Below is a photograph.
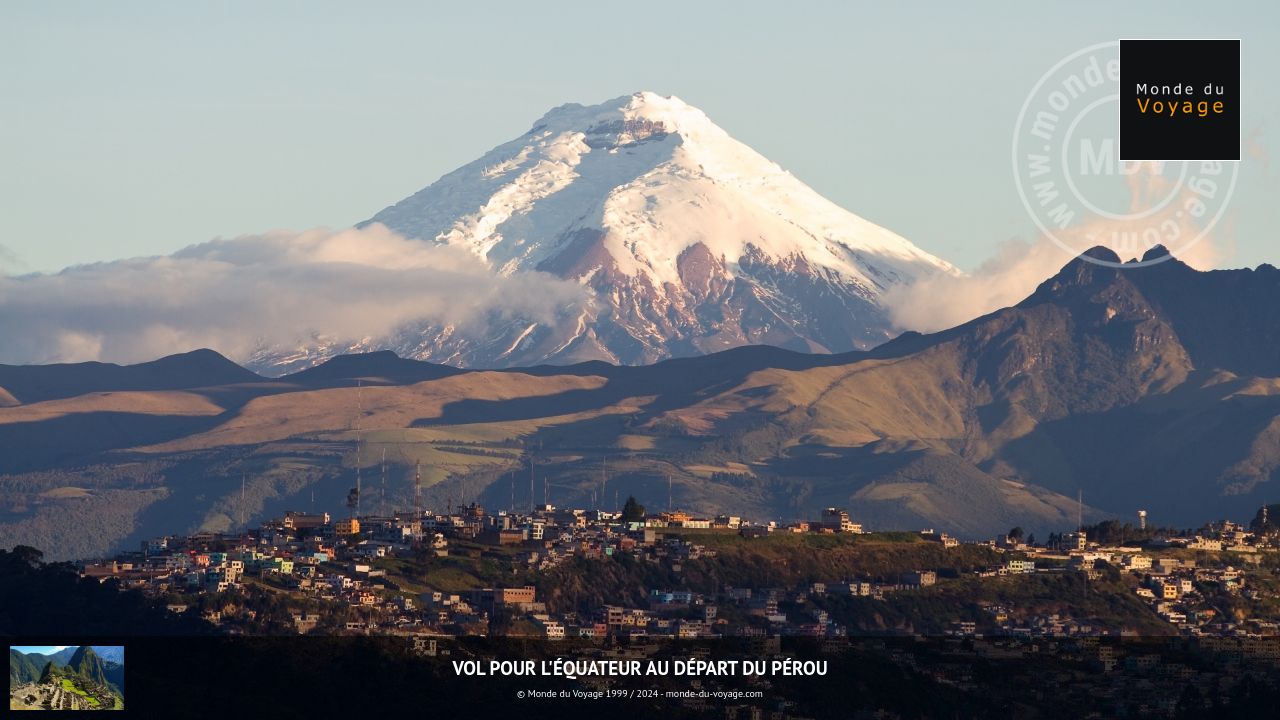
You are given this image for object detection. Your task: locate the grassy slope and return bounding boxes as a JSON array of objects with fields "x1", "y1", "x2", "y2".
[
  {"x1": 60, "y1": 677, "x2": 101, "y2": 708},
  {"x1": 0, "y1": 390, "x2": 225, "y2": 426}
]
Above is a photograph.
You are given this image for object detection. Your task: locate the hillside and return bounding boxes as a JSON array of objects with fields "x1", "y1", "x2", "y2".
[
  {"x1": 0, "y1": 349, "x2": 261, "y2": 404},
  {"x1": 8, "y1": 650, "x2": 42, "y2": 690}
]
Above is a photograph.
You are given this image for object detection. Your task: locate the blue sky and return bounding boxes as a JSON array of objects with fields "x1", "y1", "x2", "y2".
[
  {"x1": 10, "y1": 645, "x2": 68, "y2": 655},
  {"x1": 1, "y1": 1, "x2": 1277, "y2": 274}
]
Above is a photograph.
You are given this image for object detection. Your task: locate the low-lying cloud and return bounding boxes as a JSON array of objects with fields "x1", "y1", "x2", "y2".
[
  {"x1": 0, "y1": 224, "x2": 588, "y2": 366},
  {"x1": 885, "y1": 163, "x2": 1232, "y2": 334},
  {"x1": 883, "y1": 237, "x2": 1072, "y2": 333}
]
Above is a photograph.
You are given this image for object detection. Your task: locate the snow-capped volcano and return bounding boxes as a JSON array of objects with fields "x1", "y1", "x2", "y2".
[{"x1": 256, "y1": 92, "x2": 956, "y2": 372}]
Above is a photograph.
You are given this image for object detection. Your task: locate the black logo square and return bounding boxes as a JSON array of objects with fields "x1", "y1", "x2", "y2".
[{"x1": 1120, "y1": 39, "x2": 1240, "y2": 161}]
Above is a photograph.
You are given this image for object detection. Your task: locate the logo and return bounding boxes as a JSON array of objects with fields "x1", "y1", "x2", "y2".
[
  {"x1": 1013, "y1": 41, "x2": 1238, "y2": 268},
  {"x1": 1120, "y1": 39, "x2": 1240, "y2": 161}
]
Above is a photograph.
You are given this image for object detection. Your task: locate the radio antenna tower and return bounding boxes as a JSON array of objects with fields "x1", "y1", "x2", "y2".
[
  {"x1": 1077, "y1": 489, "x2": 1083, "y2": 531},
  {"x1": 240, "y1": 472, "x2": 246, "y2": 528},
  {"x1": 413, "y1": 459, "x2": 422, "y2": 520},
  {"x1": 380, "y1": 448, "x2": 387, "y2": 518},
  {"x1": 354, "y1": 380, "x2": 363, "y2": 518}
]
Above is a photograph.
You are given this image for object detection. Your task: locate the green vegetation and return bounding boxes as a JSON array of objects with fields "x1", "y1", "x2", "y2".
[
  {"x1": 621, "y1": 496, "x2": 645, "y2": 523},
  {"x1": 60, "y1": 677, "x2": 101, "y2": 708},
  {"x1": 1079, "y1": 519, "x2": 1186, "y2": 546},
  {"x1": 9, "y1": 649, "x2": 43, "y2": 689},
  {"x1": 534, "y1": 533, "x2": 1001, "y2": 615},
  {"x1": 372, "y1": 541, "x2": 532, "y2": 594}
]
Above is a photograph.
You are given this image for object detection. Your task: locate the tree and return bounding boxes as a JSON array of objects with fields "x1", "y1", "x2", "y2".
[
  {"x1": 1250, "y1": 504, "x2": 1279, "y2": 534},
  {"x1": 621, "y1": 496, "x2": 646, "y2": 523},
  {"x1": 10, "y1": 545, "x2": 44, "y2": 568}
]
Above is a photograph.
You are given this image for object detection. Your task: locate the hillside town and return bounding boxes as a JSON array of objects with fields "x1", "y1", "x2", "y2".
[{"x1": 71, "y1": 498, "x2": 1280, "y2": 645}]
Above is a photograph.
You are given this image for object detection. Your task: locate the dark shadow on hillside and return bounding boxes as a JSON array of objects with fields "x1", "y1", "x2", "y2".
[
  {"x1": 0, "y1": 349, "x2": 259, "y2": 404},
  {"x1": 417, "y1": 345, "x2": 858, "y2": 428},
  {"x1": 280, "y1": 350, "x2": 467, "y2": 388},
  {"x1": 0, "y1": 412, "x2": 228, "y2": 472},
  {"x1": 997, "y1": 384, "x2": 1280, "y2": 527}
]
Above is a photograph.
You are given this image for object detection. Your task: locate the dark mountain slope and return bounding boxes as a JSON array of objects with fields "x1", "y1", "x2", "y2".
[
  {"x1": 0, "y1": 349, "x2": 261, "y2": 404},
  {"x1": 9, "y1": 649, "x2": 43, "y2": 689},
  {"x1": 1122, "y1": 246, "x2": 1280, "y2": 377},
  {"x1": 66, "y1": 646, "x2": 108, "y2": 686},
  {"x1": 282, "y1": 350, "x2": 465, "y2": 387}
]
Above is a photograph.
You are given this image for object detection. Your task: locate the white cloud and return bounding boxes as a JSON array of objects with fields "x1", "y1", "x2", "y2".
[
  {"x1": 884, "y1": 165, "x2": 1232, "y2": 334},
  {"x1": 0, "y1": 224, "x2": 588, "y2": 365},
  {"x1": 882, "y1": 237, "x2": 1070, "y2": 333}
]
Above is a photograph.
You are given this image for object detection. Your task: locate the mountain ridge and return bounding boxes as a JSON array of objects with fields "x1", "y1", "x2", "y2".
[
  {"x1": 2, "y1": 248, "x2": 1279, "y2": 558},
  {"x1": 0, "y1": 349, "x2": 261, "y2": 405}
]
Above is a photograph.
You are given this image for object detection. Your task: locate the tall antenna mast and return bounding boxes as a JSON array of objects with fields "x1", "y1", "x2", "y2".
[
  {"x1": 413, "y1": 459, "x2": 421, "y2": 521},
  {"x1": 380, "y1": 448, "x2": 387, "y2": 518},
  {"x1": 240, "y1": 472, "x2": 246, "y2": 528},
  {"x1": 529, "y1": 454, "x2": 535, "y2": 512},
  {"x1": 1077, "y1": 489, "x2": 1083, "y2": 531},
  {"x1": 601, "y1": 456, "x2": 607, "y2": 511},
  {"x1": 354, "y1": 380, "x2": 363, "y2": 518},
  {"x1": 668, "y1": 473, "x2": 673, "y2": 512}
]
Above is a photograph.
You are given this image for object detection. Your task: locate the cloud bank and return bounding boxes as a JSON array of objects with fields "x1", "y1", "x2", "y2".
[
  {"x1": 0, "y1": 224, "x2": 587, "y2": 366},
  {"x1": 885, "y1": 164, "x2": 1232, "y2": 334}
]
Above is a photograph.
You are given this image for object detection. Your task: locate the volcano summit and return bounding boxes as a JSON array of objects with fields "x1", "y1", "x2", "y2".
[{"x1": 253, "y1": 92, "x2": 956, "y2": 372}]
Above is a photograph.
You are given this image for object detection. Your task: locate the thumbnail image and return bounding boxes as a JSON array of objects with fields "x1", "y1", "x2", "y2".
[{"x1": 9, "y1": 646, "x2": 124, "y2": 711}]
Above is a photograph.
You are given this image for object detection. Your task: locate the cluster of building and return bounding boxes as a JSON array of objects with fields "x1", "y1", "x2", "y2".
[
  {"x1": 74, "y1": 503, "x2": 897, "y2": 636},
  {"x1": 75, "y1": 499, "x2": 1280, "y2": 640},
  {"x1": 970, "y1": 519, "x2": 1280, "y2": 638}
]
